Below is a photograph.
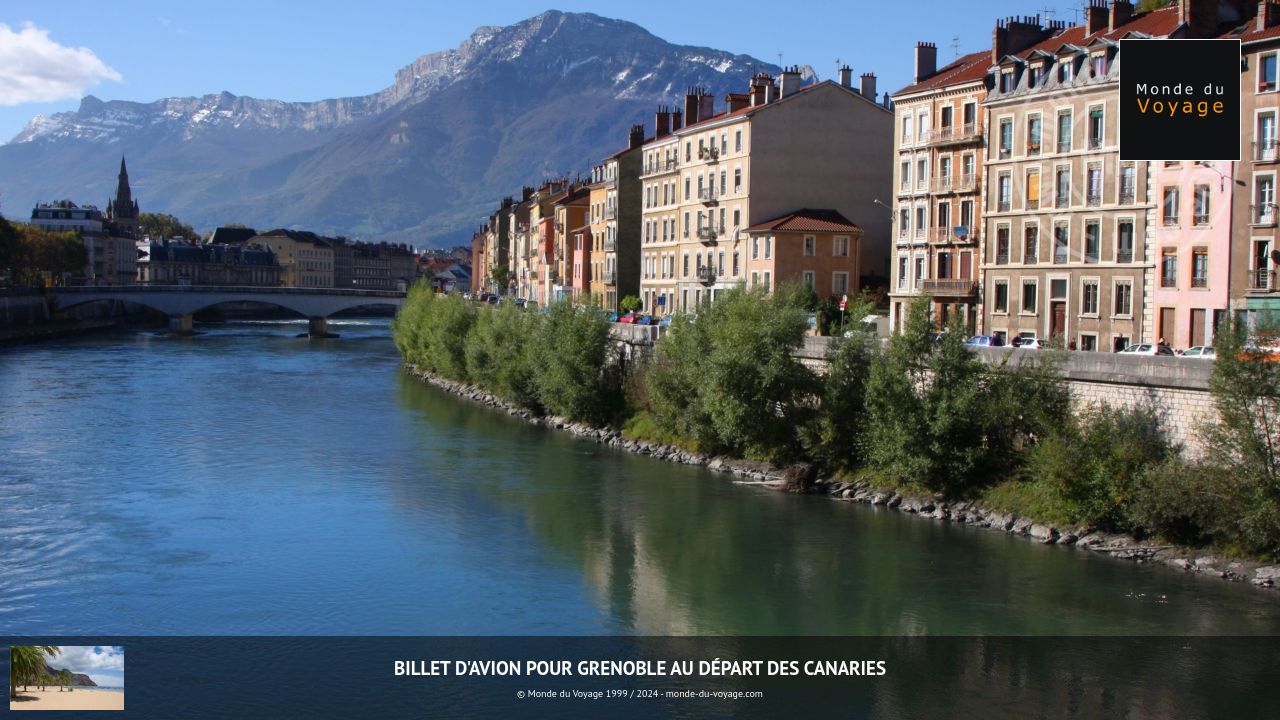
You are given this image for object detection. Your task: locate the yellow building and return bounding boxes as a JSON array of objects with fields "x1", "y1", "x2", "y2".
[{"x1": 251, "y1": 230, "x2": 334, "y2": 288}]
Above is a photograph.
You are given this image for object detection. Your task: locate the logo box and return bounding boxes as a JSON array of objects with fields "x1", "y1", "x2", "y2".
[{"x1": 1119, "y1": 38, "x2": 1241, "y2": 161}]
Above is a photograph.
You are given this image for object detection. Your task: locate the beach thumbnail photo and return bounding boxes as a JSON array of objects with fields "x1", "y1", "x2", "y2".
[{"x1": 8, "y1": 646, "x2": 124, "y2": 711}]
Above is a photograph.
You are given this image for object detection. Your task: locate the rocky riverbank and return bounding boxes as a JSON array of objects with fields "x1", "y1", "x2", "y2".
[{"x1": 405, "y1": 364, "x2": 1280, "y2": 594}]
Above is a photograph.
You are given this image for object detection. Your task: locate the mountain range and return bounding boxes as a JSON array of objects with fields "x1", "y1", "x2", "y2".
[{"x1": 0, "y1": 11, "x2": 809, "y2": 247}]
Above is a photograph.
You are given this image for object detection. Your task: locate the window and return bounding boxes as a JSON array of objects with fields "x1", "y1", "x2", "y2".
[
  {"x1": 917, "y1": 158, "x2": 927, "y2": 189},
  {"x1": 994, "y1": 280, "x2": 1009, "y2": 313},
  {"x1": 1082, "y1": 280, "x2": 1099, "y2": 315},
  {"x1": 1021, "y1": 280, "x2": 1038, "y2": 315},
  {"x1": 900, "y1": 161, "x2": 910, "y2": 190},
  {"x1": 898, "y1": 257, "x2": 907, "y2": 288},
  {"x1": 683, "y1": 253, "x2": 690, "y2": 277},
  {"x1": 1112, "y1": 281, "x2": 1133, "y2": 316},
  {"x1": 1117, "y1": 220, "x2": 1135, "y2": 262},
  {"x1": 1029, "y1": 64, "x2": 1042, "y2": 87},
  {"x1": 1163, "y1": 186, "x2": 1180, "y2": 226},
  {"x1": 1024, "y1": 224, "x2": 1039, "y2": 264},
  {"x1": 732, "y1": 251, "x2": 740, "y2": 276},
  {"x1": 1256, "y1": 176, "x2": 1276, "y2": 223},
  {"x1": 1261, "y1": 52, "x2": 1277, "y2": 93},
  {"x1": 733, "y1": 209, "x2": 740, "y2": 227},
  {"x1": 1026, "y1": 168, "x2": 1041, "y2": 209},
  {"x1": 995, "y1": 225, "x2": 1010, "y2": 264},
  {"x1": 684, "y1": 177, "x2": 691, "y2": 201},
  {"x1": 1119, "y1": 163, "x2": 1137, "y2": 204},
  {"x1": 1057, "y1": 111, "x2": 1072, "y2": 153},
  {"x1": 1054, "y1": 223, "x2": 1069, "y2": 264},
  {"x1": 735, "y1": 130, "x2": 742, "y2": 153},
  {"x1": 1091, "y1": 53, "x2": 1108, "y2": 78},
  {"x1": 1059, "y1": 60, "x2": 1072, "y2": 84},
  {"x1": 763, "y1": 271, "x2": 771, "y2": 291},
  {"x1": 916, "y1": 206, "x2": 927, "y2": 237},
  {"x1": 998, "y1": 173, "x2": 1012, "y2": 211},
  {"x1": 1027, "y1": 115, "x2": 1042, "y2": 154},
  {"x1": 1000, "y1": 70, "x2": 1015, "y2": 93},
  {"x1": 1080, "y1": 333, "x2": 1097, "y2": 352},
  {"x1": 998, "y1": 119, "x2": 1013, "y2": 158},
  {"x1": 834, "y1": 236, "x2": 850, "y2": 257},
  {"x1": 833, "y1": 272, "x2": 849, "y2": 294},
  {"x1": 803, "y1": 235, "x2": 816, "y2": 256},
  {"x1": 1088, "y1": 107, "x2": 1104, "y2": 149},
  {"x1": 764, "y1": 237, "x2": 772, "y2": 259},
  {"x1": 915, "y1": 257, "x2": 925, "y2": 281},
  {"x1": 1086, "y1": 164, "x2": 1103, "y2": 206},
  {"x1": 937, "y1": 201, "x2": 951, "y2": 231},
  {"x1": 899, "y1": 208, "x2": 909, "y2": 237},
  {"x1": 1194, "y1": 184, "x2": 1211, "y2": 225},
  {"x1": 1161, "y1": 248, "x2": 1178, "y2": 287},
  {"x1": 1192, "y1": 248, "x2": 1209, "y2": 288},
  {"x1": 937, "y1": 252, "x2": 951, "y2": 279},
  {"x1": 939, "y1": 156, "x2": 952, "y2": 184},
  {"x1": 960, "y1": 200, "x2": 974, "y2": 229},
  {"x1": 734, "y1": 168, "x2": 742, "y2": 192},
  {"x1": 1084, "y1": 221, "x2": 1100, "y2": 263},
  {"x1": 803, "y1": 270, "x2": 815, "y2": 288},
  {"x1": 1055, "y1": 167, "x2": 1071, "y2": 208}
]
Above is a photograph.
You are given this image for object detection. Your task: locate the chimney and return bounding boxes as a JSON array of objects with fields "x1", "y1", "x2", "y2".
[
  {"x1": 1109, "y1": 0, "x2": 1134, "y2": 31},
  {"x1": 992, "y1": 16, "x2": 1052, "y2": 66},
  {"x1": 749, "y1": 74, "x2": 770, "y2": 106},
  {"x1": 683, "y1": 87, "x2": 702, "y2": 125},
  {"x1": 764, "y1": 78, "x2": 779, "y2": 103},
  {"x1": 778, "y1": 66, "x2": 801, "y2": 98},
  {"x1": 671, "y1": 110, "x2": 683, "y2": 130},
  {"x1": 628, "y1": 124, "x2": 645, "y2": 149},
  {"x1": 860, "y1": 72, "x2": 877, "y2": 100},
  {"x1": 1086, "y1": 0, "x2": 1108, "y2": 35},
  {"x1": 654, "y1": 106, "x2": 671, "y2": 138},
  {"x1": 726, "y1": 92, "x2": 749, "y2": 112},
  {"x1": 522, "y1": 186, "x2": 534, "y2": 202},
  {"x1": 698, "y1": 89, "x2": 714, "y2": 120},
  {"x1": 1259, "y1": 0, "x2": 1280, "y2": 30},
  {"x1": 915, "y1": 42, "x2": 938, "y2": 83},
  {"x1": 1178, "y1": 0, "x2": 1217, "y2": 38},
  {"x1": 838, "y1": 65, "x2": 853, "y2": 88}
]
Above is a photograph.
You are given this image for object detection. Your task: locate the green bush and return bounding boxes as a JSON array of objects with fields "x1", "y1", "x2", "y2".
[
  {"x1": 419, "y1": 292, "x2": 476, "y2": 380},
  {"x1": 531, "y1": 300, "x2": 616, "y2": 424},
  {"x1": 1028, "y1": 404, "x2": 1176, "y2": 533},
  {"x1": 802, "y1": 295, "x2": 875, "y2": 471},
  {"x1": 640, "y1": 284, "x2": 816, "y2": 461},
  {"x1": 392, "y1": 282, "x2": 434, "y2": 367},
  {"x1": 464, "y1": 301, "x2": 540, "y2": 408}
]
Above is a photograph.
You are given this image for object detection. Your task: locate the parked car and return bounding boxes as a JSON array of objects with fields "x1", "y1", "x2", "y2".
[
  {"x1": 1180, "y1": 346, "x2": 1216, "y2": 359},
  {"x1": 1014, "y1": 337, "x2": 1046, "y2": 350},
  {"x1": 487, "y1": 295, "x2": 500, "y2": 304},
  {"x1": 607, "y1": 312, "x2": 620, "y2": 323},
  {"x1": 635, "y1": 314, "x2": 655, "y2": 326},
  {"x1": 658, "y1": 315, "x2": 672, "y2": 328},
  {"x1": 618, "y1": 312, "x2": 636, "y2": 324},
  {"x1": 1119, "y1": 343, "x2": 1175, "y2": 356},
  {"x1": 963, "y1": 335, "x2": 1004, "y2": 347}
]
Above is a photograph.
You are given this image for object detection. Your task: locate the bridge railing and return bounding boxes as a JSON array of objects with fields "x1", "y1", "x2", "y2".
[{"x1": 49, "y1": 285, "x2": 407, "y2": 299}]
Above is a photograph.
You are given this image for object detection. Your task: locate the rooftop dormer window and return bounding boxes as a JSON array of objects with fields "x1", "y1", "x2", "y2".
[
  {"x1": 1091, "y1": 52, "x2": 1108, "y2": 78},
  {"x1": 1000, "y1": 70, "x2": 1015, "y2": 93},
  {"x1": 1058, "y1": 61, "x2": 1072, "y2": 84},
  {"x1": 1028, "y1": 64, "x2": 1042, "y2": 87}
]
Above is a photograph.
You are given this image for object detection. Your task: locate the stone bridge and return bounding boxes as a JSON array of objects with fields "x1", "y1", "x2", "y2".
[{"x1": 49, "y1": 285, "x2": 407, "y2": 335}]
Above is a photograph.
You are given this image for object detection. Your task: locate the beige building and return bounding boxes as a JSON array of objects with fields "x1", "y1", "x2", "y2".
[
  {"x1": 252, "y1": 230, "x2": 334, "y2": 288},
  {"x1": 642, "y1": 68, "x2": 892, "y2": 315},
  {"x1": 587, "y1": 169, "x2": 611, "y2": 304},
  {"x1": 890, "y1": 47, "x2": 988, "y2": 332}
]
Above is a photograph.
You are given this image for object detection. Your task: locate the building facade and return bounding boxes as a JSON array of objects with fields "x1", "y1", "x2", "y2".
[
  {"x1": 890, "y1": 50, "x2": 988, "y2": 333},
  {"x1": 251, "y1": 230, "x2": 334, "y2": 288},
  {"x1": 138, "y1": 241, "x2": 280, "y2": 286},
  {"x1": 743, "y1": 209, "x2": 863, "y2": 300}
]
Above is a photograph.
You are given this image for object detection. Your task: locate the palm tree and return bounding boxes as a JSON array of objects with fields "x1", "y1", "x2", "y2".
[
  {"x1": 58, "y1": 669, "x2": 72, "y2": 693},
  {"x1": 9, "y1": 646, "x2": 59, "y2": 700}
]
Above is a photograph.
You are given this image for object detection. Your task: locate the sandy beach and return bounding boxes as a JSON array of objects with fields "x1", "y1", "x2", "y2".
[{"x1": 10, "y1": 687, "x2": 124, "y2": 711}]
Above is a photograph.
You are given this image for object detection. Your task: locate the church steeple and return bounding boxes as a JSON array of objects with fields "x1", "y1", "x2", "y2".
[{"x1": 106, "y1": 155, "x2": 140, "y2": 237}]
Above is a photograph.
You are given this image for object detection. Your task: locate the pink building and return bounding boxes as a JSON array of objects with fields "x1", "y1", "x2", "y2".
[
  {"x1": 570, "y1": 224, "x2": 591, "y2": 301},
  {"x1": 1151, "y1": 161, "x2": 1234, "y2": 350}
]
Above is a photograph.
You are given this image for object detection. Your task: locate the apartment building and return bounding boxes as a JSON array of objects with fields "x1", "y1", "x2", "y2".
[
  {"x1": 587, "y1": 170, "x2": 610, "y2": 304},
  {"x1": 505, "y1": 189, "x2": 533, "y2": 297},
  {"x1": 639, "y1": 108, "x2": 683, "y2": 315},
  {"x1": 1229, "y1": 2, "x2": 1280, "y2": 325},
  {"x1": 890, "y1": 48, "x2": 988, "y2": 333},
  {"x1": 551, "y1": 186, "x2": 590, "y2": 304},
  {"x1": 641, "y1": 68, "x2": 892, "y2": 314},
  {"x1": 743, "y1": 209, "x2": 862, "y2": 300},
  {"x1": 252, "y1": 229, "x2": 335, "y2": 288},
  {"x1": 600, "y1": 127, "x2": 644, "y2": 311}
]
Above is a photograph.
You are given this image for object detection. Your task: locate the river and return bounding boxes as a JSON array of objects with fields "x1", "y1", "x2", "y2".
[{"x1": 2, "y1": 317, "x2": 1279, "y2": 638}]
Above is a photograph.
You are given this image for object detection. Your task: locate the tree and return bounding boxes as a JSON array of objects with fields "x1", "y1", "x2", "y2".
[
  {"x1": 1137, "y1": 0, "x2": 1175, "y2": 11},
  {"x1": 531, "y1": 300, "x2": 616, "y2": 424},
  {"x1": 490, "y1": 265, "x2": 511, "y2": 294},
  {"x1": 139, "y1": 212, "x2": 198, "y2": 241},
  {"x1": 803, "y1": 294, "x2": 876, "y2": 471},
  {"x1": 58, "y1": 669, "x2": 72, "y2": 692},
  {"x1": 9, "y1": 646, "x2": 59, "y2": 699},
  {"x1": 619, "y1": 295, "x2": 642, "y2": 313}
]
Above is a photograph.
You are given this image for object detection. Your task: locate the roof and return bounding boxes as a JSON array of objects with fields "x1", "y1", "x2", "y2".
[
  {"x1": 893, "y1": 50, "x2": 990, "y2": 97},
  {"x1": 1222, "y1": 14, "x2": 1280, "y2": 45},
  {"x1": 745, "y1": 209, "x2": 862, "y2": 234}
]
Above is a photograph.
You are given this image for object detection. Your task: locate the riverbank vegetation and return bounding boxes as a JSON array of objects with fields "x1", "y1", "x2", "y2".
[{"x1": 393, "y1": 283, "x2": 1280, "y2": 559}]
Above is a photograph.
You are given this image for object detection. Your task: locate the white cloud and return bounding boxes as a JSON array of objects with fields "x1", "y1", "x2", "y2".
[
  {"x1": 0, "y1": 23, "x2": 122, "y2": 106},
  {"x1": 54, "y1": 646, "x2": 125, "y2": 674}
]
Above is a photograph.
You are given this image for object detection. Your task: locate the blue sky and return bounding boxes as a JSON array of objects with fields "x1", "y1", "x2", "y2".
[
  {"x1": 53, "y1": 645, "x2": 125, "y2": 687},
  {"x1": 0, "y1": 0, "x2": 1092, "y2": 142}
]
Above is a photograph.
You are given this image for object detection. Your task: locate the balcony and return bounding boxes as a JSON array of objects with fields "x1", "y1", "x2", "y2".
[
  {"x1": 998, "y1": 146, "x2": 1012, "y2": 160},
  {"x1": 921, "y1": 279, "x2": 977, "y2": 296},
  {"x1": 1055, "y1": 195, "x2": 1070, "y2": 209},
  {"x1": 604, "y1": 206, "x2": 617, "y2": 220},
  {"x1": 1086, "y1": 193, "x2": 1102, "y2": 207},
  {"x1": 1026, "y1": 197, "x2": 1039, "y2": 210},
  {"x1": 697, "y1": 225, "x2": 722, "y2": 243},
  {"x1": 1053, "y1": 247, "x2": 1069, "y2": 264},
  {"x1": 1119, "y1": 190, "x2": 1136, "y2": 205},
  {"x1": 1194, "y1": 213, "x2": 1210, "y2": 226},
  {"x1": 1251, "y1": 268, "x2": 1273, "y2": 292},
  {"x1": 1191, "y1": 275, "x2": 1208, "y2": 289},
  {"x1": 603, "y1": 269, "x2": 616, "y2": 285},
  {"x1": 1057, "y1": 140, "x2": 1072, "y2": 153},
  {"x1": 1088, "y1": 136, "x2": 1103, "y2": 150},
  {"x1": 697, "y1": 187, "x2": 719, "y2": 205},
  {"x1": 1024, "y1": 247, "x2": 1039, "y2": 264},
  {"x1": 924, "y1": 123, "x2": 981, "y2": 147},
  {"x1": 1255, "y1": 140, "x2": 1278, "y2": 163},
  {"x1": 997, "y1": 199, "x2": 1011, "y2": 212},
  {"x1": 927, "y1": 227, "x2": 976, "y2": 244},
  {"x1": 1253, "y1": 204, "x2": 1278, "y2": 226},
  {"x1": 697, "y1": 146, "x2": 720, "y2": 163},
  {"x1": 1117, "y1": 248, "x2": 1134, "y2": 263},
  {"x1": 696, "y1": 265, "x2": 716, "y2": 284},
  {"x1": 604, "y1": 237, "x2": 616, "y2": 252},
  {"x1": 1026, "y1": 142, "x2": 1042, "y2": 156},
  {"x1": 995, "y1": 252, "x2": 1010, "y2": 265}
]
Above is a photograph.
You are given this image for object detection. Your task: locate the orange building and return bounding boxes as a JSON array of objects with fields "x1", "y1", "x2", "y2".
[{"x1": 743, "y1": 209, "x2": 863, "y2": 300}]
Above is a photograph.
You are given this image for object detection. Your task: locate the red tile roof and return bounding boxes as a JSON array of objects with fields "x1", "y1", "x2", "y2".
[
  {"x1": 745, "y1": 209, "x2": 861, "y2": 234},
  {"x1": 893, "y1": 50, "x2": 990, "y2": 97}
]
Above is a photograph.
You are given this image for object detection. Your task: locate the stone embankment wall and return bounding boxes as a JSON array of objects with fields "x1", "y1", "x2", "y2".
[{"x1": 610, "y1": 328, "x2": 1217, "y2": 454}]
